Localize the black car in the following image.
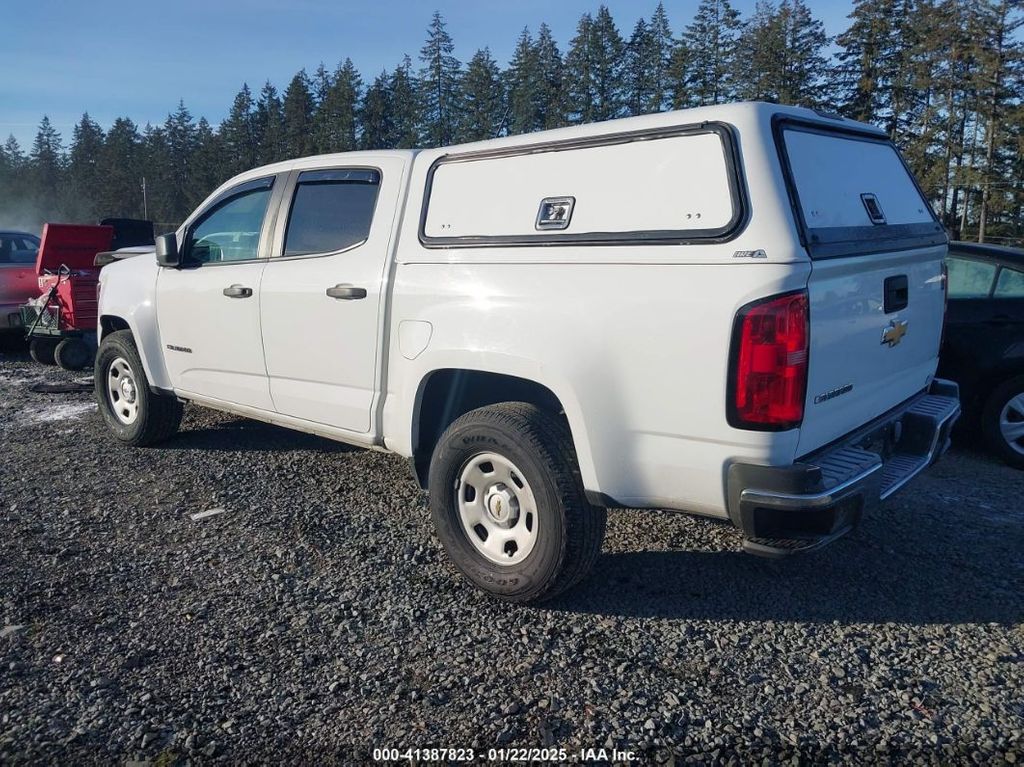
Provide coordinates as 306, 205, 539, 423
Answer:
939, 241, 1024, 468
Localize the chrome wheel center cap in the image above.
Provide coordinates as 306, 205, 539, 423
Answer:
120, 378, 136, 403
484, 483, 519, 527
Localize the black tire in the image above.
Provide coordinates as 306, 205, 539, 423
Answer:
428, 402, 606, 603
94, 329, 183, 446
54, 337, 92, 371
29, 337, 58, 365
981, 374, 1024, 470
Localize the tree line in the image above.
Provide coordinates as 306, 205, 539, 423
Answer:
1, 0, 1021, 243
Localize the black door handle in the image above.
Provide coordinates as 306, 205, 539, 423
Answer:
326, 284, 367, 300
223, 284, 253, 298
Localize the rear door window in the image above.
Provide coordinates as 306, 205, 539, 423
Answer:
779, 123, 944, 258
282, 169, 380, 257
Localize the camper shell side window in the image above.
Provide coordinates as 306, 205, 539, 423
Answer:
419, 122, 748, 247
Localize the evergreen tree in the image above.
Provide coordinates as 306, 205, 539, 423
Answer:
190, 117, 224, 208
0, 135, 26, 223
734, 0, 829, 107
255, 81, 286, 164
67, 113, 105, 220
682, 0, 742, 106
505, 25, 563, 134
314, 58, 362, 153
418, 12, 462, 146
624, 18, 656, 116
564, 13, 597, 124
391, 56, 421, 148
360, 71, 393, 150
736, 1, 785, 102
460, 48, 505, 141
775, 0, 830, 107
835, 0, 912, 124
141, 123, 173, 224
29, 116, 65, 219
667, 37, 693, 109
282, 70, 316, 159
163, 101, 199, 222
506, 28, 541, 134
976, 0, 1023, 241
563, 6, 625, 124
647, 3, 674, 112
590, 6, 626, 121
312, 62, 332, 109
96, 118, 143, 220
2, 135, 25, 171
220, 84, 258, 177
535, 24, 565, 129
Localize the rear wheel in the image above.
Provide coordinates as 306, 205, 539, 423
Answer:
29, 337, 58, 365
54, 337, 92, 371
95, 330, 182, 446
982, 375, 1024, 470
428, 402, 606, 603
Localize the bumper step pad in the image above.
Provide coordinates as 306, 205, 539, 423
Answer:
734, 383, 961, 558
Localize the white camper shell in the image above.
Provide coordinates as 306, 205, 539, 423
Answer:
94, 102, 960, 602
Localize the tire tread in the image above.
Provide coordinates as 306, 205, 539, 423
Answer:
436, 402, 606, 603
95, 330, 182, 447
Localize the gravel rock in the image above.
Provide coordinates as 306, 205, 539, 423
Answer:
0, 350, 1022, 763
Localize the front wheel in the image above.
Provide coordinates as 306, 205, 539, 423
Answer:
428, 402, 606, 603
95, 330, 183, 446
982, 375, 1024, 470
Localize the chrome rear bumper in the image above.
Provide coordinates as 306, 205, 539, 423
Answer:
727, 379, 961, 557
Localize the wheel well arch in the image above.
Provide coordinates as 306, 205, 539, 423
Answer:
965, 362, 1024, 419
410, 368, 568, 489
99, 314, 131, 340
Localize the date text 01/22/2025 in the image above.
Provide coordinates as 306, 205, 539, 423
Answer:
371, 747, 638, 762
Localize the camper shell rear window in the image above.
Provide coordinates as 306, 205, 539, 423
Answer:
419, 122, 746, 247
774, 118, 945, 259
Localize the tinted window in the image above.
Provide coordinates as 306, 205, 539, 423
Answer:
188, 187, 272, 264
947, 257, 997, 298
283, 169, 380, 256
994, 266, 1024, 298
0, 235, 38, 265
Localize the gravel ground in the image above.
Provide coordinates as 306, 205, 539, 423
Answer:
1, 348, 1021, 764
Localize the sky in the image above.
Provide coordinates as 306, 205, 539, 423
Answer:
0, 0, 854, 151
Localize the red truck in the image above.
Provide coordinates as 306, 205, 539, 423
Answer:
21, 220, 153, 369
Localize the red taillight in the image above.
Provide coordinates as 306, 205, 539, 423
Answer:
728, 290, 809, 430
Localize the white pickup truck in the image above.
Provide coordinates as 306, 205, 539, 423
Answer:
95, 102, 960, 603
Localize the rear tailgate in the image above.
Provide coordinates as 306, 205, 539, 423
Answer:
775, 119, 948, 455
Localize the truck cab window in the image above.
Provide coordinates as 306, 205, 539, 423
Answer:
187, 187, 271, 264
283, 169, 380, 257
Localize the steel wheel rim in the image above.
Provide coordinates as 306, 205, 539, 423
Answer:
106, 356, 140, 426
456, 452, 539, 566
999, 392, 1024, 456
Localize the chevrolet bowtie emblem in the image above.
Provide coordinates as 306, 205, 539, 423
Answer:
881, 319, 908, 347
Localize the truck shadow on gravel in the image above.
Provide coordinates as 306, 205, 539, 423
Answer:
550, 517, 1022, 626
162, 416, 357, 454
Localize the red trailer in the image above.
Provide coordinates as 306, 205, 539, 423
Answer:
20, 223, 112, 369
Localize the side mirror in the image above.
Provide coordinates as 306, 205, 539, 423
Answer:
155, 233, 180, 267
